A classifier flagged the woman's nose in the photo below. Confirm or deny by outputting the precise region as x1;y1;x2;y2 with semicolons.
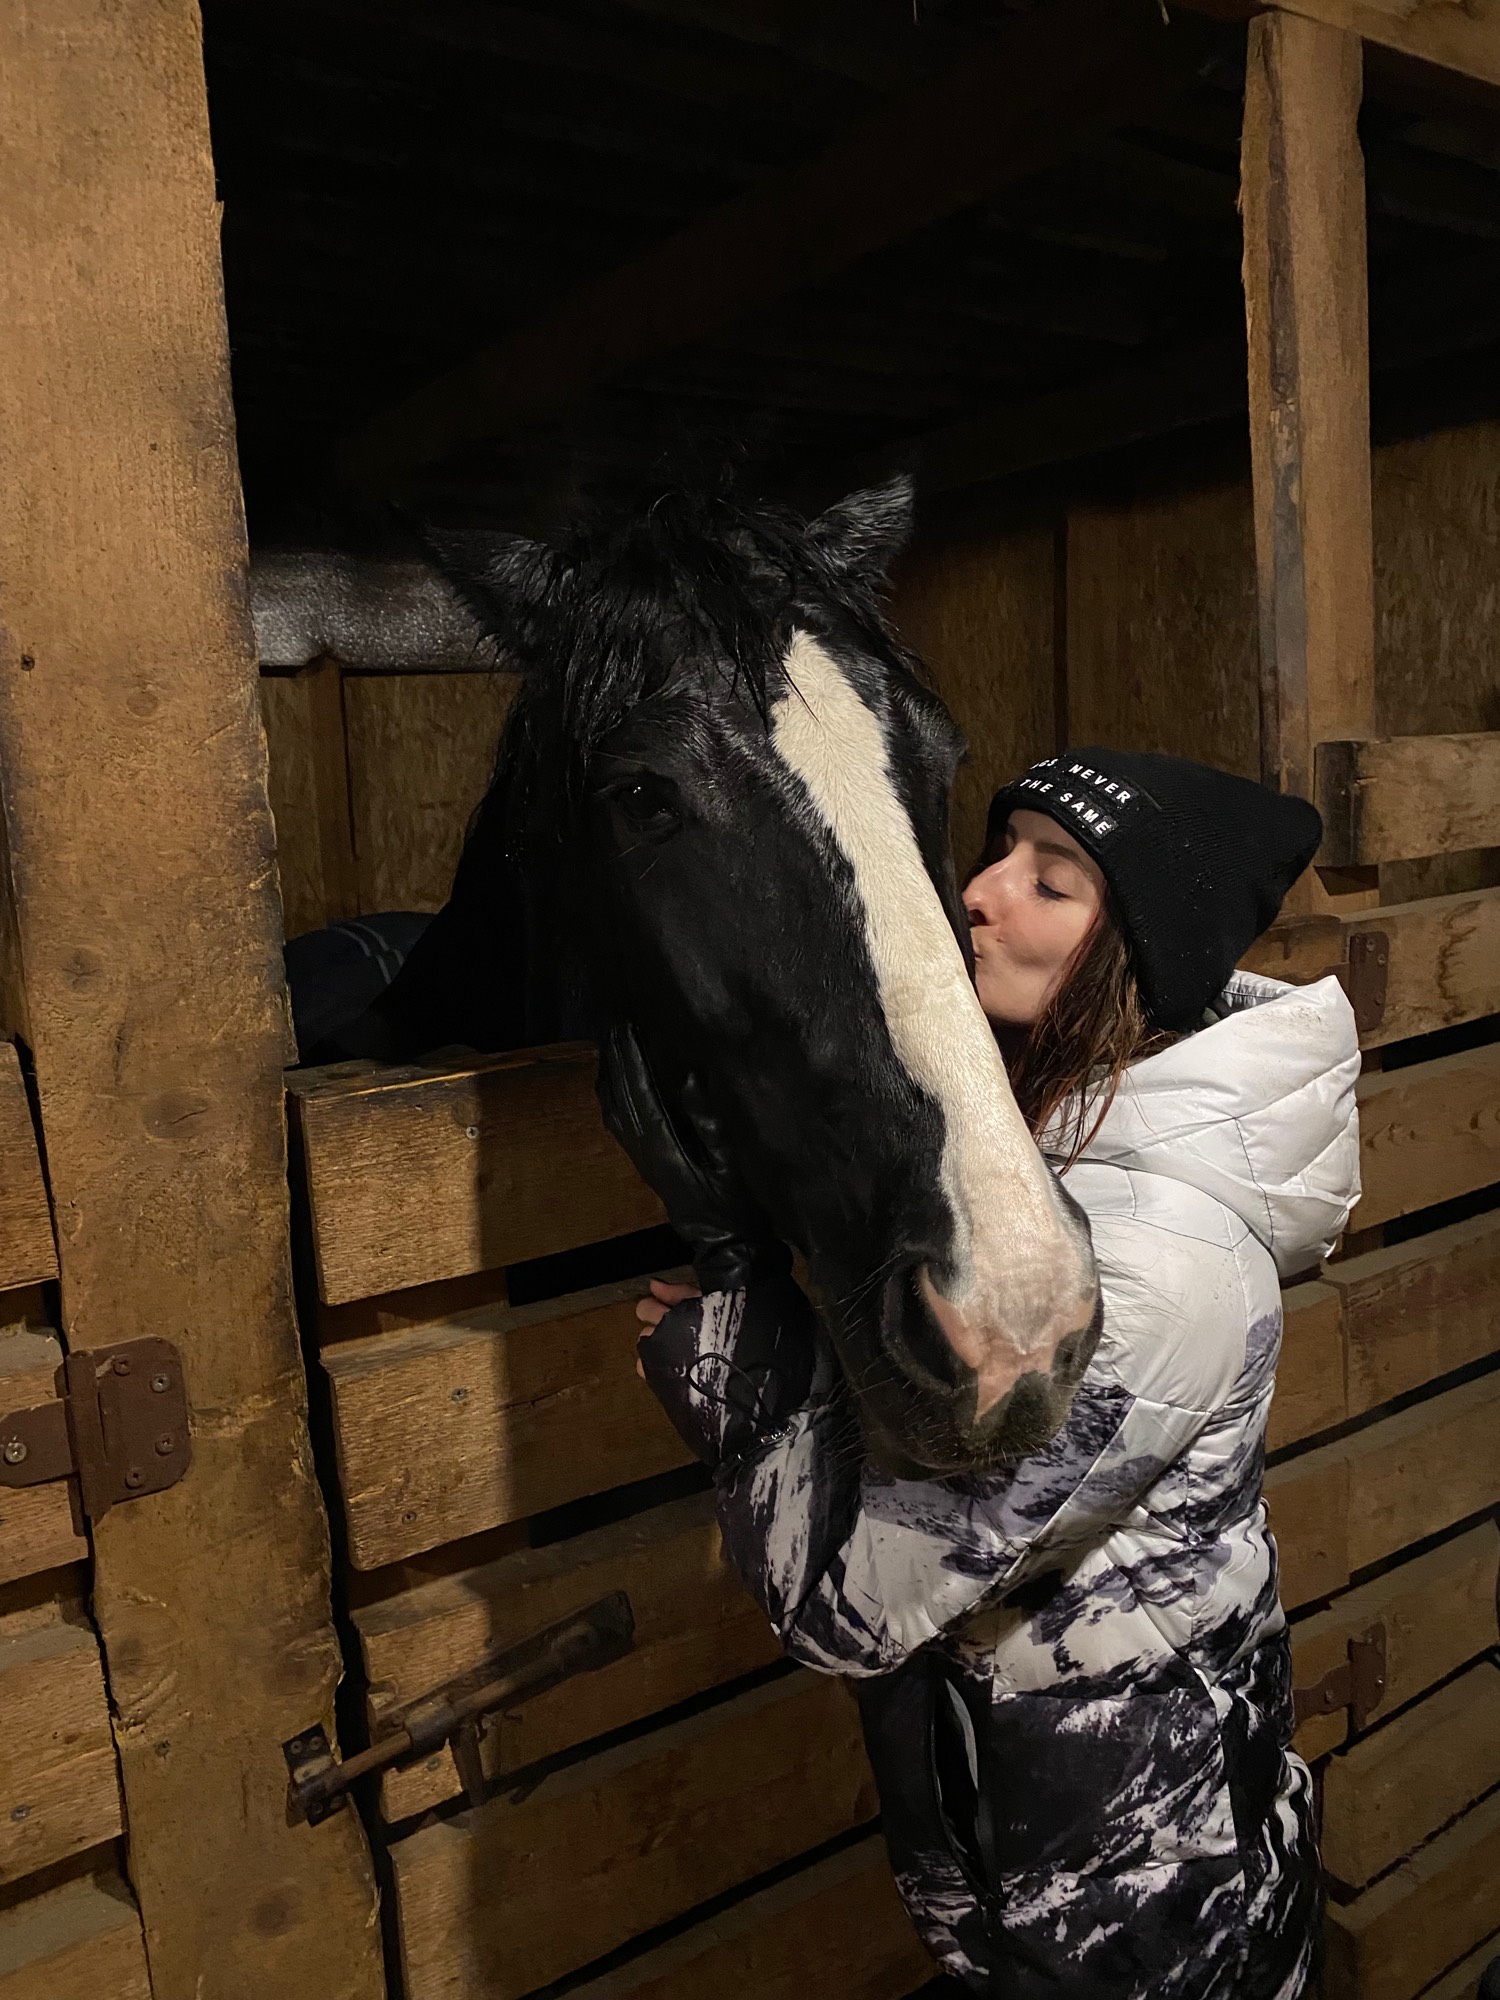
964;860;1007;927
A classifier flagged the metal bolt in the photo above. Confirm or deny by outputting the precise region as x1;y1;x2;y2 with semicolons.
153;1434;176;1456
451;1387;469;1403
10;1804;29;1822
2;1438;26;1466
464;1125;479;1140
124;1466;145;1489
150;1371;171;1393
113;1356;132;1377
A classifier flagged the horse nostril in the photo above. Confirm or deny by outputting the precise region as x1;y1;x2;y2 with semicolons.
881;1261;968;1398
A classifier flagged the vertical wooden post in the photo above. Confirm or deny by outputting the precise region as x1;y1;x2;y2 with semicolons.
0;6;384;1997
1242;8;1379;906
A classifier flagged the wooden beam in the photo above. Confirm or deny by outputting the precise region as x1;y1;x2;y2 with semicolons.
1316;730;1500;865
1242;10;1378;821
0;1872;151;2000
390;1672;878;2000
0;1609;121;1885
1321;1660;1500;1889
288;1046;664;1305
1351;1044;1500;1231
354;1490;779;1820
1290;1520;1500;1759
0;1048;55;1291
1323;1787;1500;2000
1241;884;1500;1048
563;1835;931;2000
1265;1367;1500;1608
1270;0;1500;90
323;1274;691;1567
0;2;382;1991
0;1327;88;1586
336;0;1221;483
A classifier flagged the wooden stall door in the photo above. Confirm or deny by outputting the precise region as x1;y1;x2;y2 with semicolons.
0;3;383;1996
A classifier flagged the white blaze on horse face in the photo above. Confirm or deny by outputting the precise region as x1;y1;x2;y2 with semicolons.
770;632;1096;1420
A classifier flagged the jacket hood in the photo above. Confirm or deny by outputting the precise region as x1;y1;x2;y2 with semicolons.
1054;972;1361;1277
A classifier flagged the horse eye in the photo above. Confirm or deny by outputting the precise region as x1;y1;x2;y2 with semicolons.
609;777;680;836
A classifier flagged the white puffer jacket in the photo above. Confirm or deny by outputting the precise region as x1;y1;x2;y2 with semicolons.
641;971;1362;2000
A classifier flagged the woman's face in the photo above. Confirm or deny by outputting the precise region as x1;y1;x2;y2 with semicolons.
963;809;1106;1026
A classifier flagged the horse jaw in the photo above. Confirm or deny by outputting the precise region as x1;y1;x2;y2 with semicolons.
770;631;1098;1425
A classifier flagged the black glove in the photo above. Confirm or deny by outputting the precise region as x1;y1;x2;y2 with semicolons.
596;1022;791;1294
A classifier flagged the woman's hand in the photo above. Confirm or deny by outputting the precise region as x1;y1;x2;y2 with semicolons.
636;1278;701;1376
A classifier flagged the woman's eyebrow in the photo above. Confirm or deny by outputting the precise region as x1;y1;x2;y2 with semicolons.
1033;838;1085;863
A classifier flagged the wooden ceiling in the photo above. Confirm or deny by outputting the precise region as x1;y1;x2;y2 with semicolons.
201;0;1500;544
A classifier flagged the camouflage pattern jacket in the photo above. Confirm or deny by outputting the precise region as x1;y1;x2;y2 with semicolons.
639;973;1361;2000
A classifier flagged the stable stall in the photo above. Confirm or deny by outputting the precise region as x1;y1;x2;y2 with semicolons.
2;3;1499;1999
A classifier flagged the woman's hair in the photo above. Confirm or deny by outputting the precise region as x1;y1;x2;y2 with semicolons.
967;836;1176;1168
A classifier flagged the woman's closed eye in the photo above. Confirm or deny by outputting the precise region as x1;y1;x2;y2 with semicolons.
1035;879;1069;902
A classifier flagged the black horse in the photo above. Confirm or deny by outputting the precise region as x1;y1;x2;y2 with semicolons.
362;476;1097;1475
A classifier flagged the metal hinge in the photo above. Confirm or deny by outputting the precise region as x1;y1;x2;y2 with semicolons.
1341;930;1389;1039
1292;1626;1387;1733
283;1591;636;1826
0;1337;191;1524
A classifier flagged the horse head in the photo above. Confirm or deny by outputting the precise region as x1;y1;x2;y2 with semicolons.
420;477;1098;1474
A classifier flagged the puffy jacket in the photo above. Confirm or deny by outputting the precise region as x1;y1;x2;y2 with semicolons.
639;972;1361;2000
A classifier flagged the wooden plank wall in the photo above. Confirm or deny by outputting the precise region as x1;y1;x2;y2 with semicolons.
0;1048;151;1995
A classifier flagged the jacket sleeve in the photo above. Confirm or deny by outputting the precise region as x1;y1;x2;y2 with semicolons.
638;1204;1259;1678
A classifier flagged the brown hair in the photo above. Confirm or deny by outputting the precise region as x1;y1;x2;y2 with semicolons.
967;842;1176;1169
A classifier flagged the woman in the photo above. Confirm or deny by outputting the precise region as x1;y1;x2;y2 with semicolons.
600;747;1361;2000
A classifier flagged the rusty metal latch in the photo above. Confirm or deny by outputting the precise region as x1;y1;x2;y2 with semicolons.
283;1591;636;1826
1292;1626;1387;1733
0;1336;191;1524
1342;930;1389;1039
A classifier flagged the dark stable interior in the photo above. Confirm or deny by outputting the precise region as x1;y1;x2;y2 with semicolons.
200;0;1500;550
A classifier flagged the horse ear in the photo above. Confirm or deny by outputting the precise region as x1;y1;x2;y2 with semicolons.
808;475;914;584
412;525;552;620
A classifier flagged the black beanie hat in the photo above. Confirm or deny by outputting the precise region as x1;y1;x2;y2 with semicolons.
985;747;1322;1030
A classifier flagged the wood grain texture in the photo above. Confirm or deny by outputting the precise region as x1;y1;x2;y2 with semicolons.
0;1872;150;2000
289;1045;664;1304
1373;421;1500;740
259;664;359;937
1064;481;1260;779
0;1048;54;1293
1265;1446;1351;1610
1242;888;1500;1048
563;1835;931;2000
1343;1369;1500;1575
1327;1211;1500;1414
1352;1044;1500;1230
1267;0;1500;89
0;1613;120;1886
1267;1369;1500;1608
1317;730;1500;866
0;3;382;1988
1242;10;1376;808
1422;1937;1500;2000
0;1329;86;1587
392;1671;878;2000
1323;1788;1500;2000
890;524;1055;870
1322;1661;1500;1889
356;1490;779;1818
325;1275;690;1567
344;672;515;913
1268;1280;1346;1452
1290;1522;1500;1762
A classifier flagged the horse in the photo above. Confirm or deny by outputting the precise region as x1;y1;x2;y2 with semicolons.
375;475;1098;1476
